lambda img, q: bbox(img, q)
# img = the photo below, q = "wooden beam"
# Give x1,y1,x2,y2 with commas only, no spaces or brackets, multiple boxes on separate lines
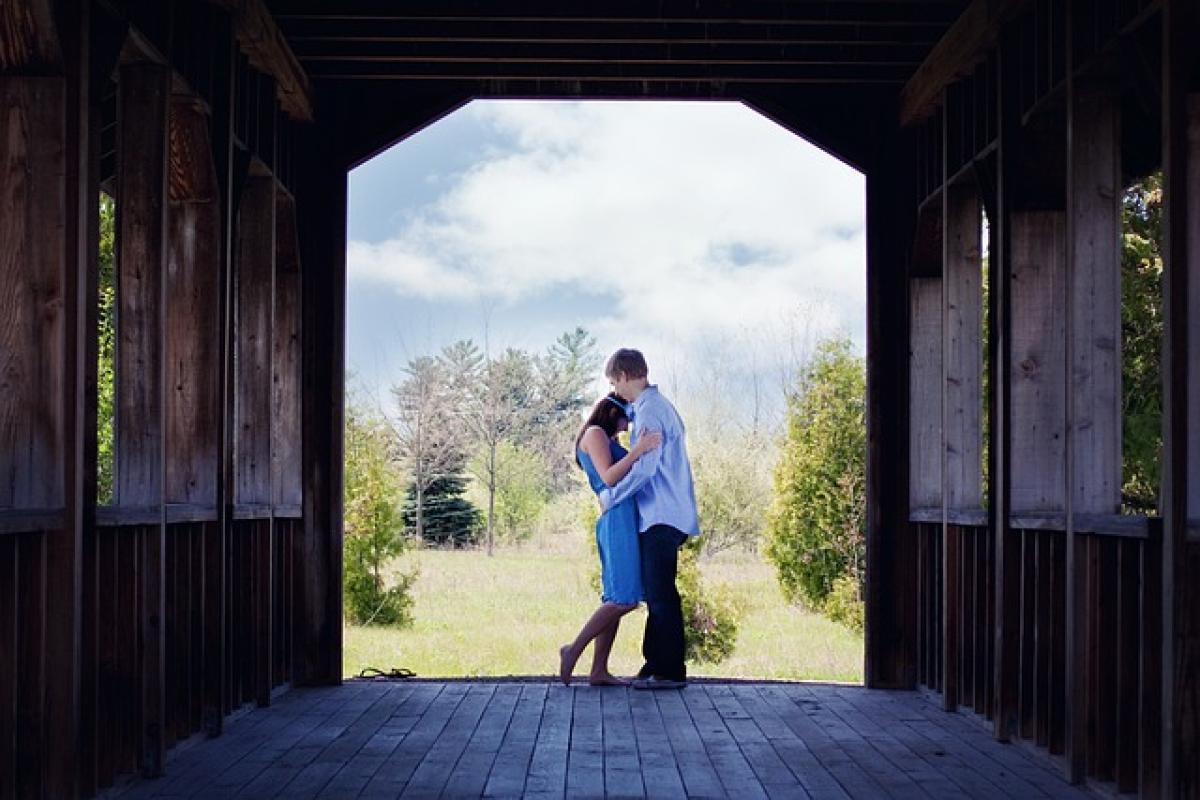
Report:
991,23,1019,742
0,78,66,512
202,6,236,738
288,39,931,65
269,1,966,26
900,0,1030,127
910,277,943,513
944,181,983,511
301,60,915,83
272,191,302,512
1067,82,1122,517
278,17,948,46
1161,2,1200,795
0,0,60,71
207,0,313,121
296,127,345,686
115,61,170,777
166,99,222,507
864,114,917,690
1009,211,1067,513
234,177,275,509
52,0,95,794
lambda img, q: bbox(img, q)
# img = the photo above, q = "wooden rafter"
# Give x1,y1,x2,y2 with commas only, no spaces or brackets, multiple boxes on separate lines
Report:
209,0,312,120
899,0,1029,126
0,0,60,71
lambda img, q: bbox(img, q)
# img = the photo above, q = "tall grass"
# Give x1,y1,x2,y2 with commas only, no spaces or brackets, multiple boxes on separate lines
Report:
344,535,863,683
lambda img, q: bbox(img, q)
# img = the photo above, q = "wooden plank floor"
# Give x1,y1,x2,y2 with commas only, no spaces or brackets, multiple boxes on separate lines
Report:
111,681,1096,799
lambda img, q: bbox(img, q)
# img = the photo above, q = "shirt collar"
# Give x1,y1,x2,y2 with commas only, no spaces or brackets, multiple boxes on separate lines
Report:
632,384,658,415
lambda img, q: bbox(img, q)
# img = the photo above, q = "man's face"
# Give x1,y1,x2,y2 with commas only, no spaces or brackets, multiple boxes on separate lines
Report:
608,371,635,402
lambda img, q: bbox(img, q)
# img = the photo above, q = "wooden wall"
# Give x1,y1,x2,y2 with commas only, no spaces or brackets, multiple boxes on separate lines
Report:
0,2,324,797
899,1,1197,797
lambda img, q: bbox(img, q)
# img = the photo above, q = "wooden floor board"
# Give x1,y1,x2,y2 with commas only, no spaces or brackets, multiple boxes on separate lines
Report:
114,680,1095,800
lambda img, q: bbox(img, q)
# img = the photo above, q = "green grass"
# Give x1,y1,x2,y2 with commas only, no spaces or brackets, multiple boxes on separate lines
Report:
344,535,863,683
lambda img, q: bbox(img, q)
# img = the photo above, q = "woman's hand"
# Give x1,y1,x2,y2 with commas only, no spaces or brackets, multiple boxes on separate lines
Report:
631,430,663,457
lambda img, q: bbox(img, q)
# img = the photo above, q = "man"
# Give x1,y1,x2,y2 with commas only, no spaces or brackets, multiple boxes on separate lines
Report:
599,348,699,689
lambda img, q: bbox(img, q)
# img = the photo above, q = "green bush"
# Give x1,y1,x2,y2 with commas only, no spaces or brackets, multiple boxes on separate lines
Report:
344,398,417,626
678,540,740,664
823,574,864,633
765,337,866,612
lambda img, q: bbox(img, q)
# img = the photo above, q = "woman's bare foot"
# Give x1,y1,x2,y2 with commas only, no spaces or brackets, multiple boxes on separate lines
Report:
559,645,576,686
588,672,630,687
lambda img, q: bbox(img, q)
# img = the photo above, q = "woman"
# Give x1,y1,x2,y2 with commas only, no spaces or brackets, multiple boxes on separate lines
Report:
558,393,661,686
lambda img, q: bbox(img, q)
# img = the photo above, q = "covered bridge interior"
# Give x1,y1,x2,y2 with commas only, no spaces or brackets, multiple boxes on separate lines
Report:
1,0,1198,797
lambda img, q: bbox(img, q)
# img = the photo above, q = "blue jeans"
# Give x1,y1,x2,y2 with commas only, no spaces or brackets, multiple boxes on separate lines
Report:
638,525,688,681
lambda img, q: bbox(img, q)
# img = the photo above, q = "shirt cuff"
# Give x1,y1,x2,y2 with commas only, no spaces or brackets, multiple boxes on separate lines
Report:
599,488,612,511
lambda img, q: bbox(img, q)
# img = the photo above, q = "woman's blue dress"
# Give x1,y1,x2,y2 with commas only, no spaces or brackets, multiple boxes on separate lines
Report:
579,440,643,605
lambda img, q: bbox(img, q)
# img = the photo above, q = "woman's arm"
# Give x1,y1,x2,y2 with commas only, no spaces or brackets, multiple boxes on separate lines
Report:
581,427,662,487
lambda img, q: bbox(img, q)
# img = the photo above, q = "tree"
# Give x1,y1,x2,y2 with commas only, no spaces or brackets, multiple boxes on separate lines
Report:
530,328,601,494
691,433,772,558
97,194,116,505
391,355,472,543
344,394,416,626
448,343,541,556
402,472,482,547
765,337,866,624
1121,174,1163,513
468,440,549,543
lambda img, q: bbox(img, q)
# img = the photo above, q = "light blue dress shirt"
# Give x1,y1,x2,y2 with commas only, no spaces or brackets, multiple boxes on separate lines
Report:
599,386,700,536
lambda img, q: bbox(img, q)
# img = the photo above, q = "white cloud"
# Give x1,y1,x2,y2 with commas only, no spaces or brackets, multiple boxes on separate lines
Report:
348,100,865,420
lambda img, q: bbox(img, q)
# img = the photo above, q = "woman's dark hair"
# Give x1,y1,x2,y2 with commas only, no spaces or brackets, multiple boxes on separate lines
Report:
574,393,629,467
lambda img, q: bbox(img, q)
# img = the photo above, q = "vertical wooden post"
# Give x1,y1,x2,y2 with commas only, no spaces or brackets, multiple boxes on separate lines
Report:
297,129,346,686
57,1,94,793
911,277,944,517
1162,2,1199,796
865,118,917,689
203,7,236,738
166,99,221,508
115,60,169,777
944,183,984,512
992,26,1019,742
1009,210,1067,516
943,178,984,715
1064,72,1123,785
235,175,275,706
273,192,303,515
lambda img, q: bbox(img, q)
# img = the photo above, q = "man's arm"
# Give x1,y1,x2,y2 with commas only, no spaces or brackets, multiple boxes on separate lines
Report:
599,405,667,510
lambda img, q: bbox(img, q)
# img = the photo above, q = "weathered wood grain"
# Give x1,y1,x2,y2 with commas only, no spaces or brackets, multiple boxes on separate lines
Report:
0,78,66,512
910,276,943,512
1009,211,1067,513
165,100,221,506
115,64,169,510
272,190,302,510
1068,82,1121,515
234,176,275,507
944,181,983,511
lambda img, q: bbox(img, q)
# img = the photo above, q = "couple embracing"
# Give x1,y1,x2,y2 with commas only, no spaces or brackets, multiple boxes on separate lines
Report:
558,348,699,690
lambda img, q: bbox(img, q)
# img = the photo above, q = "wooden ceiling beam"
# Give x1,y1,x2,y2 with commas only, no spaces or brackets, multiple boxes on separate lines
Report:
289,40,930,66
276,18,948,45
899,0,1028,125
209,0,313,120
268,0,966,26
302,60,913,83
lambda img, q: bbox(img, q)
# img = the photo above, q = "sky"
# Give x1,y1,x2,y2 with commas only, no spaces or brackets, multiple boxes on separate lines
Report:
346,100,866,427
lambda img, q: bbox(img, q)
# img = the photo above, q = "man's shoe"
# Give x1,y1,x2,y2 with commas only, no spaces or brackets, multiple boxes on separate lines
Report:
632,676,687,690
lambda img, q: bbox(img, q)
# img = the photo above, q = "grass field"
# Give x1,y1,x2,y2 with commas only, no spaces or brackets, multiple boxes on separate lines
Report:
344,534,864,683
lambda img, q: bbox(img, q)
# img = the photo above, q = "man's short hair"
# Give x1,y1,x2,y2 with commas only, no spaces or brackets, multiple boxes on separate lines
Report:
605,348,649,380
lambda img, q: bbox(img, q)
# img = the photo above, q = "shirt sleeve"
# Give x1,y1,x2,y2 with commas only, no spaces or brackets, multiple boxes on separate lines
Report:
599,403,666,510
